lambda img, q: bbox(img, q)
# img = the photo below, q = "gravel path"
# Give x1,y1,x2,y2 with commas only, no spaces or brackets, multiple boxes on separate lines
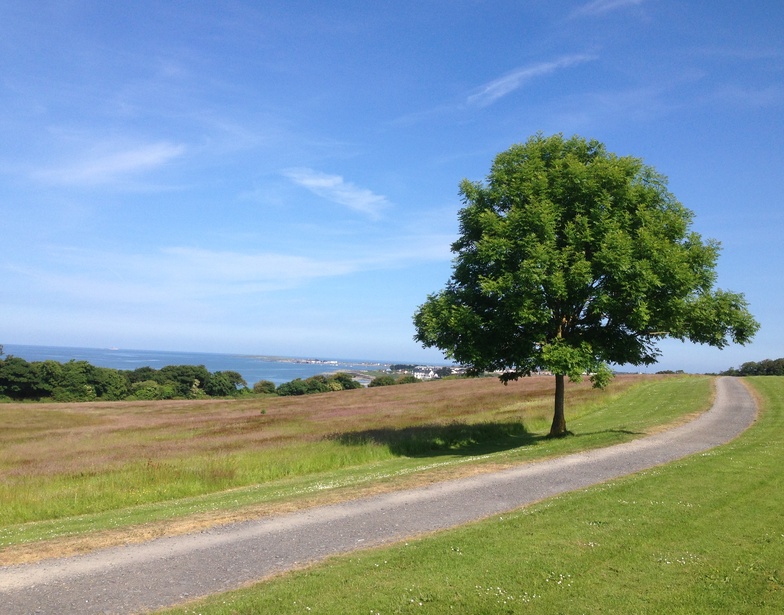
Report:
0,377,757,615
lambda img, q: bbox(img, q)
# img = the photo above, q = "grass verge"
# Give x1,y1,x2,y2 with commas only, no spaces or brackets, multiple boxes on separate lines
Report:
159,377,782,615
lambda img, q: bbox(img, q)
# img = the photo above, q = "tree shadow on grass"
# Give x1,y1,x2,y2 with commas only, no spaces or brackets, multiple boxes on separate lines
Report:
570,428,644,438
328,421,546,458
543,428,644,440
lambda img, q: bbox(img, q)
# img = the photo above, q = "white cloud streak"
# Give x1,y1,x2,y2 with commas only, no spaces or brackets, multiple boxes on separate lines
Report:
466,55,596,107
5,236,454,307
570,0,645,19
282,168,389,218
33,141,186,185
161,247,358,292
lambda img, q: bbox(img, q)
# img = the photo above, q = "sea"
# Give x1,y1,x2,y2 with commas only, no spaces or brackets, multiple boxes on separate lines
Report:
1,344,392,386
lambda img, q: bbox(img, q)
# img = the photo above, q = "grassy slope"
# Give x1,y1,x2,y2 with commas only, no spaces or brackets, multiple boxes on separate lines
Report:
161,377,783,615
0,375,709,562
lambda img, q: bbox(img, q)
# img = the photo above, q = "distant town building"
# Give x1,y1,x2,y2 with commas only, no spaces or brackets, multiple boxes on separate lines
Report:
412,367,437,380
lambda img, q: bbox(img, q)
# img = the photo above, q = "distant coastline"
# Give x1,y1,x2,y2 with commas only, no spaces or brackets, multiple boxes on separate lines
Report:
1,344,447,386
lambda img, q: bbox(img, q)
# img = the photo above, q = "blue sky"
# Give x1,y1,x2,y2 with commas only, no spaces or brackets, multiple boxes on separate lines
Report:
1,0,782,372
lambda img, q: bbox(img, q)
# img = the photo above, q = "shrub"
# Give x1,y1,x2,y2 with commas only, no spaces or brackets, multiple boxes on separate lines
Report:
276,379,310,396
368,375,397,387
330,373,362,390
253,380,277,394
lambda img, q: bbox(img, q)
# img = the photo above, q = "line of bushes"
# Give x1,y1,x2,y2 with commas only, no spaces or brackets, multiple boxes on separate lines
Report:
721,358,784,376
0,355,249,401
0,351,428,403
270,373,363,396
261,372,421,397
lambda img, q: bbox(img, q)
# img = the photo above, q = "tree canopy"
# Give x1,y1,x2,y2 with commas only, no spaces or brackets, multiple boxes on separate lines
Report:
413,133,759,436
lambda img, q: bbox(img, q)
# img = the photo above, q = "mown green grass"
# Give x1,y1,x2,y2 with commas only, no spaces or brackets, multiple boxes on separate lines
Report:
160,377,783,615
0,376,709,549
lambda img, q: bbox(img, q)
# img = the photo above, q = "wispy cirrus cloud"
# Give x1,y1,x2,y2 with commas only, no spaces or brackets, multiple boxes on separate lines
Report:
161,247,359,292
282,167,389,218
5,235,453,307
466,54,596,108
570,0,645,19
3,246,357,306
33,141,186,185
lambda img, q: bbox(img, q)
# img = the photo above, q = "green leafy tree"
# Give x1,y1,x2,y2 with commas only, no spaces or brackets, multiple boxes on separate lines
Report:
368,374,396,387
126,366,159,384
53,360,98,401
205,370,247,397
330,372,362,390
204,370,248,397
414,133,759,437
723,358,784,376
34,360,64,396
159,365,211,397
0,357,46,399
222,370,247,390
253,380,277,394
204,372,234,397
91,367,130,400
276,378,310,396
130,380,164,400
303,375,331,393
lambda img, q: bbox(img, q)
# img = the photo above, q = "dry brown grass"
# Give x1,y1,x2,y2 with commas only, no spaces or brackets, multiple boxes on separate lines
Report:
0,375,646,478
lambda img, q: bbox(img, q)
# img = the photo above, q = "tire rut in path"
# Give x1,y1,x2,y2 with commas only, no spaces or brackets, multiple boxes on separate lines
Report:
0,377,757,615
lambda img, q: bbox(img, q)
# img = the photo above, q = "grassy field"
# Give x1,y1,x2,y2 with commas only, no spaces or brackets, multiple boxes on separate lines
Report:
157,376,782,615
0,374,710,564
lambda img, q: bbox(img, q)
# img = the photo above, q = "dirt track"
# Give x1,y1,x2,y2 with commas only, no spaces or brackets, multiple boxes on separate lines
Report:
0,377,757,615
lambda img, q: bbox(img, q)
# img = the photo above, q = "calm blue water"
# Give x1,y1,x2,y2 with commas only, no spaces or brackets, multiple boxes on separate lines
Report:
2,344,390,386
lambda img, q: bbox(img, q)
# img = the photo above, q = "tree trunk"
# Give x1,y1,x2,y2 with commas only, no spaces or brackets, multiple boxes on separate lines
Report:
549,373,567,438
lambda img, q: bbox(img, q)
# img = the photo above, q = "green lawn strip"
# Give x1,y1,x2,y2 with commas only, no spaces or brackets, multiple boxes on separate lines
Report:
0,376,710,548
159,376,783,615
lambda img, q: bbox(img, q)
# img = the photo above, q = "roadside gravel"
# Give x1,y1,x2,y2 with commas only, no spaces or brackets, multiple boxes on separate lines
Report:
0,377,757,615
